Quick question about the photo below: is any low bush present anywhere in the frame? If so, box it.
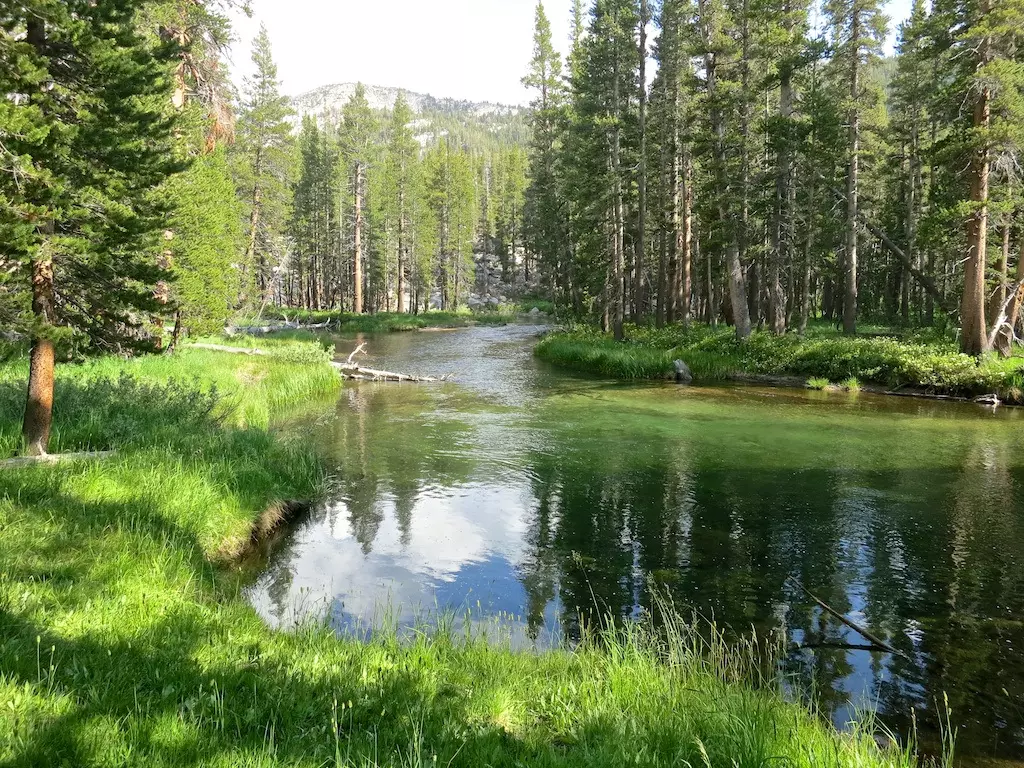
[536,324,1024,400]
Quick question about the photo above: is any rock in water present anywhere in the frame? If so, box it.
[674,360,693,385]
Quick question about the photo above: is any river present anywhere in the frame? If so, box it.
[246,323,1024,763]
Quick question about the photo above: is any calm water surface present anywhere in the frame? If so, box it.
[247,324,1024,763]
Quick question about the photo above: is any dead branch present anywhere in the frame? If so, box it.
[787,577,906,658]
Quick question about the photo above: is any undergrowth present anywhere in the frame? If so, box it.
[536,324,1024,400]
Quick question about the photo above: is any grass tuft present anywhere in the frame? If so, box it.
[807,377,832,391]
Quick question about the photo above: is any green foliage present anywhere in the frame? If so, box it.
[232,24,295,304]
[165,147,245,335]
[0,0,183,353]
[537,324,1024,400]
[0,342,339,457]
[807,377,832,390]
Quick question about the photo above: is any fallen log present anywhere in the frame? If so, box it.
[332,343,450,383]
[787,577,906,658]
[1,451,116,470]
[189,343,268,356]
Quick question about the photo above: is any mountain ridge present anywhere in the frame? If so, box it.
[290,82,522,124]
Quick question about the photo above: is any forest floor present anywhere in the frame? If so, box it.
[0,339,936,766]
[535,321,1024,403]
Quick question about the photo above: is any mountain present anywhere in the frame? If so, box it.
[291,83,521,124]
[289,83,528,150]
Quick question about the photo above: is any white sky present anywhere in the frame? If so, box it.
[227,0,915,106]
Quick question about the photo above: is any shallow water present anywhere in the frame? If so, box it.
[247,324,1024,762]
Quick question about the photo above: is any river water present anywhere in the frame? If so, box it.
[246,324,1024,763]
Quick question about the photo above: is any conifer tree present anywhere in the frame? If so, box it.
[383,93,422,312]
[823,0,886,335]
[523,2,568,302]
[234,25,294,308]
[426,142,479,309]
[341,84,378,314]
[0,0,181,455]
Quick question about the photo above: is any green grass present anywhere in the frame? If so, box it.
[0,342,942,766]
[807,377,832,391]
[0,338,339,458]
[843,377,863,392]
[536,324,1024,401]
[259,308,529,333]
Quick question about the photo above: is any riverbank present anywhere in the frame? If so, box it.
[1,341,935,766]
[536,324,1024,402]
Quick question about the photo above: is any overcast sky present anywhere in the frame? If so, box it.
[227,0,915,106]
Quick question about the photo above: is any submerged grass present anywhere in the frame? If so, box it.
[0,342,939,766]
[536,323,1024,400]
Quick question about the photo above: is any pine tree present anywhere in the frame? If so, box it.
[384,93,423,312]
[426,142,479,309]
[954,0,1024,354]
[341,84,378,314]
[0,0,181,455]
[234,25,294,308]
[523,2,568,303]
[823,0,886,335]
[163,146,243,336]
[696,0,752,339]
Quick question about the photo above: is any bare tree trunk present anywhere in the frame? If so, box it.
[843,11,860,336]
[633,0,649,322]
[995,237,1024,356]
[700,0,750,340]
[681,150,693,324]
[353,162,365,314]
[961,45,991,355]
[770,54,792,335]
[611,10,625,341]
[397,184,407,313]
[23,234,56,457]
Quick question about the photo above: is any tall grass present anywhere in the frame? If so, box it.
[0,340,340,457]
[537,324,1024,400]
[0,340,943,766]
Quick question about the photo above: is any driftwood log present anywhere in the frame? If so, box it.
[332,343,450,383]
[189,342,448,383]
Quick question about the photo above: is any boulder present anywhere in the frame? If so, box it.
[673,359,693,385]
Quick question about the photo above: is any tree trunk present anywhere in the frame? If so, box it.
[633,0,649,322]
[843,11,860,336]
[397,184,407,313]
[961,45,991,356]
[354,162,365,314]
[994,236,1024,357]
[611,10,625,341]
[23,236,56,457]
[700,0,750,340]
[681,150,693,324]
[770,61,792,335]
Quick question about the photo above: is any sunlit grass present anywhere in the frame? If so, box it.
[536,323,1024,401]
[0,339,946,766]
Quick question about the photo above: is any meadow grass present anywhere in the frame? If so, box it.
[536,323,1024,401]
[259,308,528,333]
[0,342,940,766]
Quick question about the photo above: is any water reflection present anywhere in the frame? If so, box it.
[246,325,1024,762]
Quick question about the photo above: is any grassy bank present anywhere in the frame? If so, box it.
[0,343,934,766]
[260,305,551,334]
[536,323,1024,400]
